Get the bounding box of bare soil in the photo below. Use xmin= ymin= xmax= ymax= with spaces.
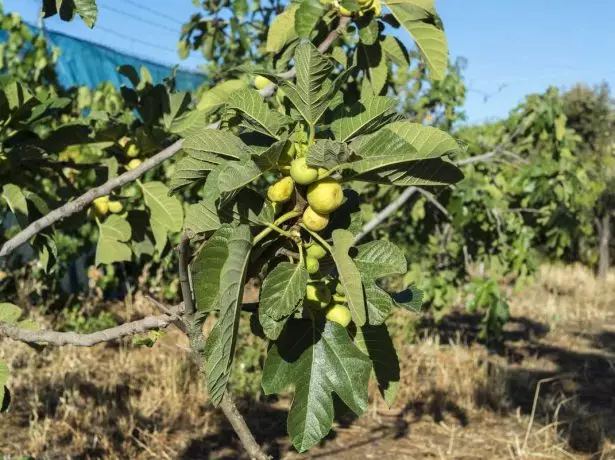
xmin=1 ymin=263 xmax=615 ymax=459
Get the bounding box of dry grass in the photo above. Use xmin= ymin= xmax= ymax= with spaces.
xmin=1 ymin=264 xmax=615 ymax=459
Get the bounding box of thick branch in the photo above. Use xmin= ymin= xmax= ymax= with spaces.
xmin=0 ymin=305 xmax=183 ymax=347
xmin=0 ymin=139 xmax=185 ymax=258
xmin=219 ymin=394 xmax=271 ymax=460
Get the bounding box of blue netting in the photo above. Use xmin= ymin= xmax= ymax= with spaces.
xmin=0 ymin=24 xmax=206 ymax=91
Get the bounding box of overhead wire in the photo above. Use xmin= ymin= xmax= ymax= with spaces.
xmin=95 ymin=25 xmax=178 ymax=54
xmin=99 ymin=3 xmax=180 ymax=34
xmin=115 ymin=0 xmax=186 ymax=26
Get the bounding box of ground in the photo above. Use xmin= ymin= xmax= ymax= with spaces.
xmin=1 ymin=263 xmax=615 ymax=459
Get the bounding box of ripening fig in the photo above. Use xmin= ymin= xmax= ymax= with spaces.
xmin=127 ymin=159 xmax=142 ymax=170
xmin=93 ymin=196 xmax=109 ymax=216
xmin=118 ymin=136 xmax=130 ymax=148
xmin=305 ymin=283 xmax=331 ymax=308
xmin=126 ymin=143 xmax=140 ymax=158
xmin=254 ymin=76 xmax=272 ymax=90
xmin=307 ymin=178 xmax=344 ymax=214
xmin=303 ymin=206 xmax=329 ymax=232
xmin=326 ymin=304 xmax=352 ymax=327
xmin=306 ymin=243 xmax=327 ymax=260
xmin=332 ymin=293 xmax=346 ymax=303
xmin=305 ymin=257 xmax=320 ymax=274
xmin=108 ymin=201 xmax=124 ymax=214
xmin=290 ymin=157 xmax=319 ymax=185
xmin=267 ymin=176 xmax=294 ymax=203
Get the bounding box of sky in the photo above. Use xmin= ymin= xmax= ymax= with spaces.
xmin=3 ymin=0 xmax=615 ymax=124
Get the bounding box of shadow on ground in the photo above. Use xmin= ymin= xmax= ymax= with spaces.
xmin=418 ymin=312 xmax=615 ymax=456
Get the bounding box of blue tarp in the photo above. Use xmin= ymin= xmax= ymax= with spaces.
xmin=0 ymin=24 xmax=206 ymax=91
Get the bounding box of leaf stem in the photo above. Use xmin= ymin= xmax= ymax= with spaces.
xmin=299 ymin=223 xmax=333 ymax=254
xmin=308 ymin=123 xmax=316 ymax=147
xmin=254 ymin=210 xmax=300 ymax=245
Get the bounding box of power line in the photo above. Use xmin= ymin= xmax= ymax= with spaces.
xmin=99 ymin=4 xmax=179 ymax=34
xmin=116 ymin=0 xmax=185 ymax=26
xmin=96 ymin=25 xmax=178 ymax=54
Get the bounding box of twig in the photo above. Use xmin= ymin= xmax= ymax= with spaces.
xmin=0 ymin=139 xmax=185 ymax=258
xmin=0 ymin=305 xmax=183 ymax=347
xmin=416 ymin=187 xmax=450 ymax=219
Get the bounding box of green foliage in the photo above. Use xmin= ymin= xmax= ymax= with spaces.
xmin=59 ymin=306 xmax=118 ymax=334
xmin=262 ymin=319 xmax=371 ymax=452
xmin=7 ymin=0 xmax=613 ymax=455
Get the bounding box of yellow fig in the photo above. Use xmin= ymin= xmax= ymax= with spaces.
xmin=290 ymin=157 xmax=318 ymax=185
xmin=326 ymin=304 xmax=352 ymax=327
xmin=305 ymin=257 xmax=320 ymax=275
xmin=307 ymin=178 xmax=344 ymax=214
xmin=108 ymin=201 xmax=124 ymax=214
xmin=126 ymin=143 xmax=140 ymax=158
xmin=127 ymin=159 xmax=142 ymax=170
xmin=305 ymin=283 xmax=331 ymax=308
xmin=93 ymin=196 xmax=109 ymax=216
xmin=303 ymin=206 xmax=329 ymax=232
xmin=254 ymin=75 xmax=272 ymax=90
xmin=267 ymin=177 xmax=295 ymax=203
xmin=306 ymin=243 xmax=327 ymax=260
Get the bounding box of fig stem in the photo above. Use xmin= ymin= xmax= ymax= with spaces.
xmin=254 ymin=210 xmax=300 ymax=245
xmin=299 ymin=223 xmax=333 ymax=254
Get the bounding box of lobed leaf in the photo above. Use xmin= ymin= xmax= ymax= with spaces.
xmin=227 ymin=88 xmax=287 ymax=139
xmin=267 ymin=4 xmax=298 ymax=53
xmin=262 ymin=319 xmax=371 ymax=452
xmin=354 ymin=325 xmax=400 ymax=406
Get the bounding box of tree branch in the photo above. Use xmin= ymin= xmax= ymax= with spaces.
xmin=354 ymin=186 xmax=418 ymax=244
xmin=416 ymin=187 xmax=450 ymax=219
xmin=178 ymin=233 xmax=195 ymax=317
xmin=0 ymin=18 xmax=352 ymax=261
xmin=0 ymin=139 xmax=185 ymax=258
xmin=219 ymin=393 xmax=271 ymax=460
xmin=355 ymin=141 xmax=528 ymax=243
xmin=0 ymin=304 xmax=183 ymax=347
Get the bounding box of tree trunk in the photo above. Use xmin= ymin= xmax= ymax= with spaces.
xmin=598 ymin=213 xmax=611 ymax=281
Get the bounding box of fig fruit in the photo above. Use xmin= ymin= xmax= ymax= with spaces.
xmin=307 ymin=178 xmax=344 ymax=214
xmin=303 ymin=206 xmax=329 ymax=232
